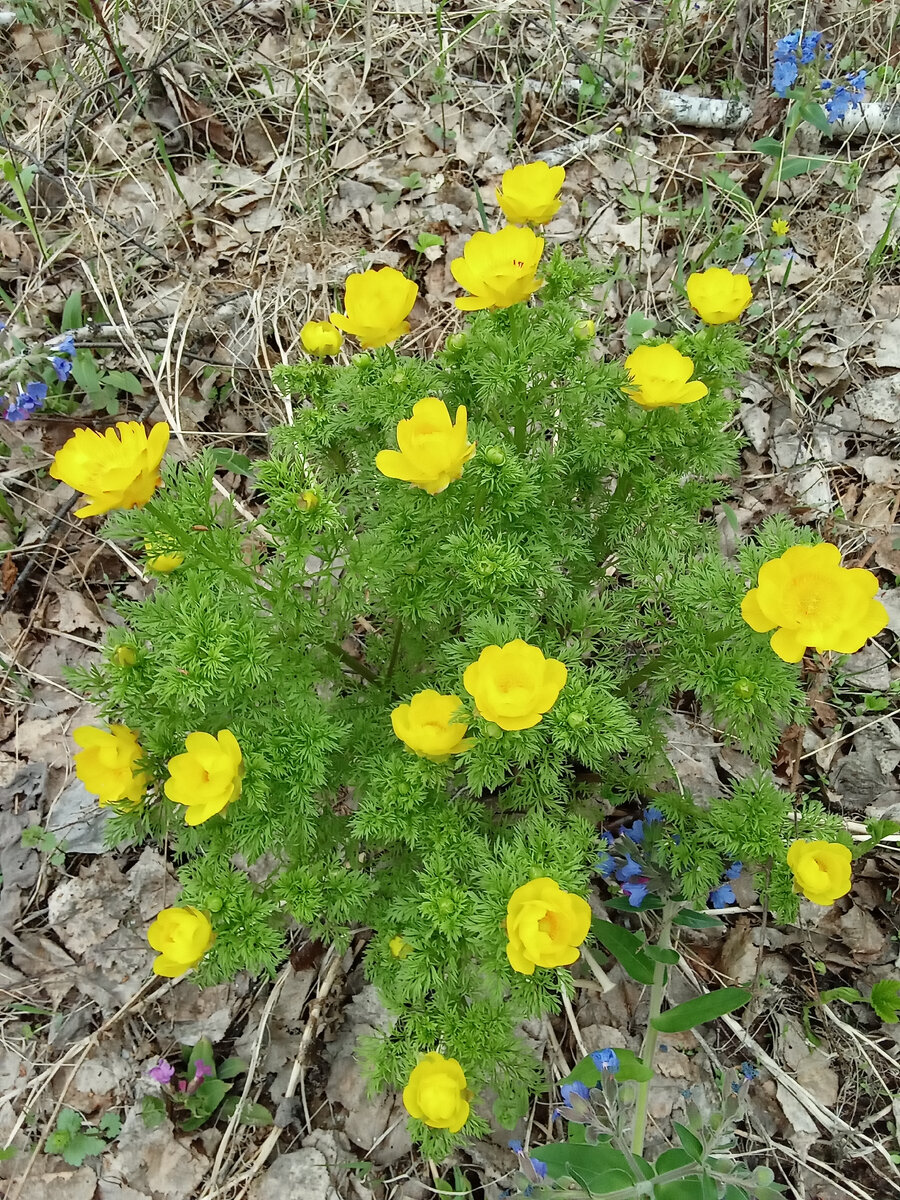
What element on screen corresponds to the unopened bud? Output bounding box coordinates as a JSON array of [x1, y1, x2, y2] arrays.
[[206, 893, 224, 913], [297, 490, 319, 511], [446, 332, 467, 351], [113, 645, 137, 667], [610, 429, 627, 447], [352, 353, 371, 367], [485, 446, 505, 466], [484, 722, 503, 738], [733, 678, 756, 699], [567, 712, 587, 728], [574, 318, 595, 340]]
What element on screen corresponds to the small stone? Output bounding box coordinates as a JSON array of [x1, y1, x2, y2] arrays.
[[863, 456, 900, 484], [47, 779, 111, 854], [842, 643, 890, 692], [248, 1147, 339, 1200]]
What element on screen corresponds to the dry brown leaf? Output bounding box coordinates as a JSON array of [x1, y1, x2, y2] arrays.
[[1, 553, 16, 594]]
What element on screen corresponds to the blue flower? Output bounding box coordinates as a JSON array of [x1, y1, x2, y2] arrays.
[[616, 854, 644, 882], [773, 58, 798, 96], [597, 852, 616, 878], [4, 381, 47, 422], [529, 1159, 548, 1180], [731, 1081, 742, 1094], [741, 1062, 759, 1080], [825, 68, 866, 123], [51, 355, 73, 382], [800, 31, 822, 63], [709, 883, 736, 909], [560, 1081, 591, 1106], [508, 1139, 524, 1154], [724, 861, 743, 880], [591, 1048, 620, 1073], [622, 880, 649, 907], [820, 79, 831, 88], [55, 334, 76, 356], [772, 29, 801, 96], [645, 806, 664, 824], [625, 819, 645, 844], [743, 254, 758, 268]]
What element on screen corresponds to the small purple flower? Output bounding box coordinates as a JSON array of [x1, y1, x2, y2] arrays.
[[591, 1048, 620, 1073], [147, 1058, 175, 1085], [616, 854, 644, 883], [709, 883, 736, 909], [724, 861, 743, 880], [741, 1062, 759, 1080], [622, 880, 649, 907], [193, 1059, 213, 1081], [742, 254, 758, 268], [51, 355, 73, 382], [560, 1081, 591, 1106], [731, 1081, 742, 1094], [508, 1139, 524, 1154], [55, 334, 76, 356], [529, 1158, 548, 1180]]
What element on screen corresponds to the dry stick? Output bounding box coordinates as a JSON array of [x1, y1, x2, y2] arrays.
[[558, 977, 589, 1058], [226, 948, 344, 1200], [203, 964, 296, 1193]]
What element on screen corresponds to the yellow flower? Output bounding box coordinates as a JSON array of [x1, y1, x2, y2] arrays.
[[787, 840, 852, 906], [451, 226, 544, 312], [72, 725, 149, 808], [741, 543, 888, 663], [49, 422, 170, 518], [403, 1052, 469, 1132], [113, 645, 137, 667], [329, 266, 418, 349], [685, 267, 752, 324], [496, 161, 566, 225], [505, 877, 592, 975], [463, 640, 567, 731], [164, 729, 243, 826], [624, 344, 709, 410], [147, 906, 215, 977], [297, 490, 319, 510], [391, 690, 473, 762], [390, 935, 414, 959], [376, 397, 476, 495], [301, 320, 343, 357], [771, 218, 790, 236], [145, 543, 184, 573]]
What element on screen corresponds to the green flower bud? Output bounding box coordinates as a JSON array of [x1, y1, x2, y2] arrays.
[[403, 562, 420, 575], [733, 678, 756, 699], [610, 429, 627, 447], [391, 370, 406, 385], [484, 722, 503, 738], [477, 560, 495, 575], [573, 318, 595, 340], [485, 446, 505, 466], [567, 712, 587, 728], [206, 893, 224, 913], [352, 353, 372, 367], [437, 895, 455, 915], [446, 332, 467, 351]]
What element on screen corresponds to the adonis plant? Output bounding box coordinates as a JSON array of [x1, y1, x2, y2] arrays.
[[59, 161, 890, 1188]]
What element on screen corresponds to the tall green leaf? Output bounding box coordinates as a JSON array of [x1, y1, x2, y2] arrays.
[[651, 987, 751, 1033], [592, 920, 655, 985]]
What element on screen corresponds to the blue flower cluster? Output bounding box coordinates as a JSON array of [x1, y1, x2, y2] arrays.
[[824, 68, 866, 123], [597, 807, 663, 907], [2, 333, 75, 422], [773, 29, 827, 96]]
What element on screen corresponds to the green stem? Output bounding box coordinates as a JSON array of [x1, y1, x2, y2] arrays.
[[323, 641, 379, 683], [631, 900, 678, 1158], [513, 408, 527, 454], [385, 618, 403, 684], [755, 98, 807, 212]]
